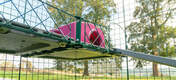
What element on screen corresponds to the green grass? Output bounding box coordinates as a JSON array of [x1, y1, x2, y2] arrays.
[[0, 71, 176, 80]]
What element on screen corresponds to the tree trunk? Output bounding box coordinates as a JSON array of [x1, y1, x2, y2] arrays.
[[83, 60, 89, 76], [56, 60, 63, 70], [152, 51, 159, 76]]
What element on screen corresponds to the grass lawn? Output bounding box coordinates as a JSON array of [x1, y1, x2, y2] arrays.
[[0, 71, 176, 80]]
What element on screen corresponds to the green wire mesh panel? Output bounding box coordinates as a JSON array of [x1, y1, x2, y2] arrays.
[[1, 0, 176, 80], [0, 0, 112, 59], [1, 53, 176, 80], [111, 0, 175, 80]]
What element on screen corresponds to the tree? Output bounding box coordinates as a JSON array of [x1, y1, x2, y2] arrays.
[[127, 0, 176, 76], [83, 60, 89, 76], [21, 59, 33, 72], [55, 60, 63, 70], [48, 0, 117, 76], [48, 0, 116, 26]]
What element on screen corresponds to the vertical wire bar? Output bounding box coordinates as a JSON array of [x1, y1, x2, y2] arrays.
[[122, 0, 129, 80], [76, 18, 82, 42], [160, 65, 163, 80], [111, 58, 113, 80], [42, 59, 44, 80], [106, 58, 108, 80], [37, 58, 39, 80], [126, 57, 129, 80], [169, 67, 171, 80], [52, 60, 55, 80], [139, 67, 142, 80], [108, 25, 110, 52], [23, 0, 27, 24], [11, 55, 15, 80], [10, 0, 12, 20], [3, 53, 7, 80], [120, 58, 123, 80], [91, 60, 93, 80], [32, 58, 34, 80], [153, 65, 156, 80], [61, 60, 63, 80], [97, 59, 99, 79], [25, 57, 28, 80], [64, 61, 66, 80], [74, 61, 77, 80], [115, 58, 118, 80], [18, 56, 22, 80], [56, 59, 58, 80], [84, 22, 86, 43], [68, 23, 71, 40], [81, 61, 83, 80], [17, 0, 20, 22], [134, 68, 136, 80], [47, 59, 49, 80], [146, 65, 149, 80]]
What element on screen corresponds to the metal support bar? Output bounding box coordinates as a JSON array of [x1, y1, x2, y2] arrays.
[[76, 18, 81, 42], [18, 56, 22, 80], [112, 48, 176, 67]]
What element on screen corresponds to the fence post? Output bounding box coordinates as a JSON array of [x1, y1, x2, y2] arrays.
[[18, 56, 22, 80], [122, 0, 129, 79]]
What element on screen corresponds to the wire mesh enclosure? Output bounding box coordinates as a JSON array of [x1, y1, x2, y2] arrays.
[[1, 0, 176, 80], [1, 53, 176, 80]]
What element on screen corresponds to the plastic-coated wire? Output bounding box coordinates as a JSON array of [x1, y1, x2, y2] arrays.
[[42, 3, 67, 38], [86, 23, 103, 47], [26, 0, 48, 32], [11, 55, 15, 80], [10, 1, 32, 30], [0, 0, 12, 5], [7, 4, 43, 24], [3, 53, 7, 79], [146, 65, 149, 80], [25, 57, 28, 80], [56, 9, 74, 38], [32, 17, 50, 29], [18, 56, 22, 80], [91, 23, 106, 46], [38, 0, 109, 31], [169, 67, 171, 80], [0, 11, 8, 23]]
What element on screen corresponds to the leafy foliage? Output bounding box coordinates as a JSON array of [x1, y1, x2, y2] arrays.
[[127, 0, 176, 70], [48, 0, 117, 26], [128, 0, 176, 57]]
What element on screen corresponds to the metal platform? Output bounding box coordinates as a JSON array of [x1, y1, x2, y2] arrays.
[[0, 18, 111, 59]]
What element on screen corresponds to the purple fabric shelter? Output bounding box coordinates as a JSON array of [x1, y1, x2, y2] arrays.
[[50, 22, 105, 48]]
